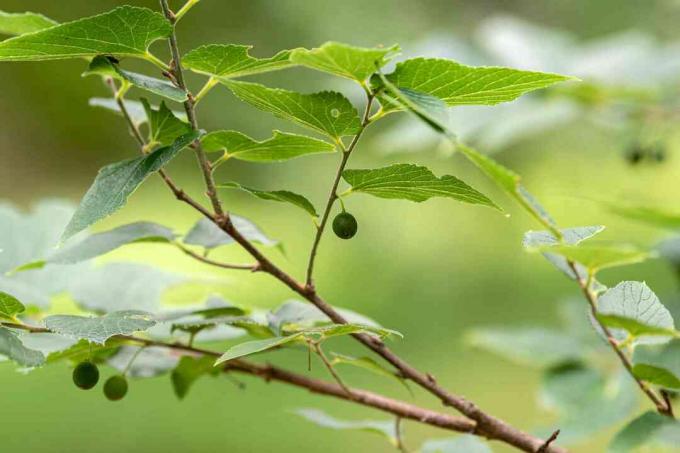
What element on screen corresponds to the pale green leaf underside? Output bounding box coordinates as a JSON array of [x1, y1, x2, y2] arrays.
[[201, 130, 335, 162], [215, 333, 304, 364], [89, 97, 186, 127], [183, 44, 295, 79], [83, 56, 187, 102], [0, 6, 171, 61], [421, 436, 492, 453], [49, 222, 175, 265], [141, 98, 192, 146], [222, 80, 362, 139], [62, 131, 199, 241], [0, 291, 25, 319], [597, 281, 675, 344], [0, 327, 44, 367], [0, 11, 57, 36], [183, 216, 278, 249], [291, 41, 399, 83], [295, 409, 397, 445], [218, 182, 318, 217], [44, 310, 156, 344], [538, 244, 649, 273], [377, 57, 573, 108], [342, 163, 498, 209], [523, 225, 606, 248]]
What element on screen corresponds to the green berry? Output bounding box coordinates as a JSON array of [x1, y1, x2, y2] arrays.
[[103, 375, 128, 401], [73, 361, 99, 390], [332, 212, 358, 239]]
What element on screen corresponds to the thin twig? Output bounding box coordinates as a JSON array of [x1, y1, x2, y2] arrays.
[[305, 91, 375, 287], [313, 341, 352, 395], [2, 321, 475, 434], [175, 243, 260, 271], [569, 262, 671, 416], [395, 416, 408, 453], [537, 429, 560, 453]]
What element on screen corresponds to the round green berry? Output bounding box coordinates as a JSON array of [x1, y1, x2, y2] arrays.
[[332, 212, 358, 239], [73, 361, 99, 390], [103, 375, 128, 401]]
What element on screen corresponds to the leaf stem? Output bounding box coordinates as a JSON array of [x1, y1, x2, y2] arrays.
[[194, 77, 218, 105], [304, 92, 375, 287], [175, 0, 201, 22], [174, 242, 260, 271]]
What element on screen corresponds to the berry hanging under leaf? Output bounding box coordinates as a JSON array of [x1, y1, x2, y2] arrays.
[[73, 361, 99, 390], [103, 375, 128, 401], [333, 212, 358, 239]]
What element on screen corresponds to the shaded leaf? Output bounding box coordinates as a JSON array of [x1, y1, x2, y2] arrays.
[[538, 244, 649, 273], [184, 44, 295, 79], [183, 216, 278, 249], [218, 182, 318, 217], [330, 352, 411, 394], [609, 411, 680, 453], [215, 333, 304, 364], [223, 80, 361, 139], [342, 163, 498, 209], [0, 11, 57, 36], [267, 299, 381, 336], [83, 56, 187, 102], [295, 409, 397, 446], [605, 203, 680, 231], [0, 327, 45, 367], [46, 338, 122, 364], [171, 355, 219, 399], [373, 57, 573, 109], [633, 339, 680, 389], [291, 42, 399, 83], [632, 364, 680, 390], [597, 281, 674, 344], [62, 131, 199, 241], [45, 310, 156, 344], [141, 98, 192, 146], [0, 291, 25, 319], [107, 345, 178, 378], [201, 130, 335, 162], [0, 6, 171, 62], [467, 327, 585, 367]]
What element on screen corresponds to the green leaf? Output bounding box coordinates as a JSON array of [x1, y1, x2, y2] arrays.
[[609, 411, 680, 453], [421, 436, 492, 453], [45, 222, 175, 265], [0, 11, 57, 36], [45, 310, 156, 344], [183, 216, 278, 250], [89, 97, 147, 127], [295, 409, 398, 446], [0, 291, 25, 319], [62, 131, 199, 241], [183, 44, 295, 79], [373, 57, 573, 109], [539, 364, 638, 443], [218, 182, 318, 217], [46, 338, 123, 364], [632, 364, 680, 389], [222, 80, 362, 139], [0, 327, 45, 367], [291, 42, 399, 83], [267, 300, 382, 336], [0, 6, 171, 62], [466, 328, 585, 368], [342, 163, 498, 209], [597, 281, 674, 344], [215, 333, 304, 364], [538, 244, 649, 273], [300, 323, 402, 341], [83, 56, 187, 103], [171, 355, 219, 400], [605, 203, 680, 231], [141, 99, 193, 146], [330, 352, 411, 394], [523, 225, 606, 248], [201, 130, 335, 162]]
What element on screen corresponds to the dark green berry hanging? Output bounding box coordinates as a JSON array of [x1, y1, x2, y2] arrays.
[[103, 375, 128, 401], [73, 361, 99, 390], [333, 212, 358, 239]]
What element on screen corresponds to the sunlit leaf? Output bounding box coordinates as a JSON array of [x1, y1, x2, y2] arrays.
[[141, 99, 192, 146], [632, 364, 680, 390], [342, 163, 498, 209], [62, 131, 199, 241], [523, 226, 605, 248], [0, 291, 25, 319], [222, 80, 362, 139], [291, 42, 399, 83], [538, 244, 649, 273], [201, 130, 335, 162], [184, 44, 295, 79], [0, 11, 57, 36], [0, 6, 171, 62], [215, 333, 304, 364], [218, 182, 318, 217], [605, 203, 680, 231], [171, 355, 220, 399]]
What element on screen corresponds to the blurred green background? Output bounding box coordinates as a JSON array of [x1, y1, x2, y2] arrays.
[[2, 0, 680, 452]]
